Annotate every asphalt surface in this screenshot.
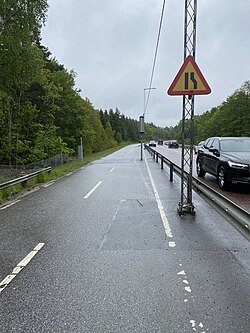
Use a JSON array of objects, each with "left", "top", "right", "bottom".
[{"left": 0, "top": 144, "right": 249, "bottom": 332}]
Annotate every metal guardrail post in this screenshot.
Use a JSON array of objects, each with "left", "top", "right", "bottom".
[
  {"left": 156, "top": 153, "right": 158, "bottom": 163},
  {"left": 22, "top": 180, "right": 28, "bottom": 188},
  {"left": 161, "top": 156, "right": 164, "bottom": 169},
  {"left": 170, "top": 163, "right": 173, "bottom": 182}
]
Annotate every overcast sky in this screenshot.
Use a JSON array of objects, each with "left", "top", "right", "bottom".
[{"left": 41, "top": 0, "right": 250, "bottom": 128}]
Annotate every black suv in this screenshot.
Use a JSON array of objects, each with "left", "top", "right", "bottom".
[
  {"left": 167, "top": 141, "right": 179, "bottom": 148},
  {"left": 196, "top": 137, "right": 250, "bottom": 189}
]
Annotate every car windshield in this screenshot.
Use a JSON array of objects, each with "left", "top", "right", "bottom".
[{"left": 220, "top": 138, "right": 250, "bottom": 152}]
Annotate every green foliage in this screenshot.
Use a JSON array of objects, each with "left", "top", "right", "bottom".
[
  {"left": 115, "top": 132, "right": 122, "bottom": 144},
  {"left": 194, "top": 81, "right": 250, "bottom": 143},
  {"left": 0, "top": 0, "right": 248, "bottom": 167},
  {"left": 0, "top": 184, "right": 22, "bottom": 205},
  {"left": 163, "top": 81, "right": 250, "bottom": 144}
]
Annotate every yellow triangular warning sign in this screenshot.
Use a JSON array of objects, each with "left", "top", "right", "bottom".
[{"left": 167, "top": 56, "right": 211, "bottom": 96}]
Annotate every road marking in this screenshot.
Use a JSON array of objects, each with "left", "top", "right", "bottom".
[
  {"left": 84, "top": 181, "right": 102, "bottom": 199},
  {"left": 190, "top": 320, "right": 205, "bottom": 333},
  {"left": 43, "top": 181, "right": 55, "bottom": 188},
  {"left": 144, "top": 154, "right": 173, "bottom": 239},
  {"left": 109, "top": 167, "right": 115, "bottom": 173},
  {"left": 19, "top": 187, "right": 40, "bottom": 196},
  {"left": 178, "top": 262, "right": 207, "bottom": 332},
  {"left": 66, "top": 172, "right": 73, "bottom": 176},
  {"left": 0, "top": 243, "right": 45, "bottom": 294},
  {"left": 0, "top": 200, "right": 21, "bottom": 210}
]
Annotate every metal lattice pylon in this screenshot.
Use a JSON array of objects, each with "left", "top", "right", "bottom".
[{"left": 178, "top": 0, "right": 197, "bottom": 216}]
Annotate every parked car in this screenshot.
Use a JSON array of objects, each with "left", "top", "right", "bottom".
[
  {"left": 196, "top": 136, "right": 250, "bottom": 189},
  {"left": 194, "top": 140, "right": 205, "bottom": 154},
  {"left": 149, "top": 140, "right": 157, "bottom": 147}
]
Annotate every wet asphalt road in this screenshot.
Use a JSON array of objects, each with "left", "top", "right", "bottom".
[{"left": 0, "top": 144, "right": 249, "bottom": 332}]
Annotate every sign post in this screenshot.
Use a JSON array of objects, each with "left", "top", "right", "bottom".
[
  {"left": 167, "top": 0, "right": 211, "bottom": 216},
  {"left": 139, "top": 115, "right": 145, "bottom": 161}
]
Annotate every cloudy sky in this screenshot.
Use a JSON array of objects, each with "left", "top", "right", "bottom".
[{"left": 41, "top": 0, "right": 250, "bottom": 128}]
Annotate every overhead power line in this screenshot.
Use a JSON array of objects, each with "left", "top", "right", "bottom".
[{"left": 144, "top": 0, "right": 166, "bottom": 116}]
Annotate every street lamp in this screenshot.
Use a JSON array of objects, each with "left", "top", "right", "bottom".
[
  {"left": 139, "top": 87, "right": 156, "bottom": 161},
  {"left": 143, "top": 87, "right": 156, "bottom": 117}
]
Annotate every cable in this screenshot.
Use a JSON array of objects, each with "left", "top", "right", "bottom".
[{"left": 144, "top": 0, "right": 166, "bottom": 117}]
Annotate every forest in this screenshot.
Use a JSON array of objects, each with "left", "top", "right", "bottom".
[{"left": 0, "top": 1, "right": 249, "bottom": 167}]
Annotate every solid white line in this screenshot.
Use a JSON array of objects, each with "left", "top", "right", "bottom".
[
  {"left": 109, "top": 167, "right": 115, "bottom": 173},
  {"left": 84, "top": 181, "right": 102, "bottom": 199},
  {"left": 0, "top": 243, "right": 45, "bottom": 294},
  {"left": 43, "top": 182, "right": 54, "bottom": 188},
  {"left": 0, "top": 200, "right": 21, "bottom": 210},
  {"left": 144, "top": 154, "right": 173, "bottom": 239}
]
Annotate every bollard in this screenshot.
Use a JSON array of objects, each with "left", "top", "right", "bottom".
[
  {"left": 161, "top": 156, "right": 164, "bottom": 169},
  {"left": 156, "top": 153, "right": 158, "bottom": 163}
]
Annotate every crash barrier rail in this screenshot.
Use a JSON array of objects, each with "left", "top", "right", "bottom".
[
  {"left": 0, "top": 167, "right": 52, "bottom": 190},
  {"left": 144, "top": 144, "right": 250, "bottom": 241}
]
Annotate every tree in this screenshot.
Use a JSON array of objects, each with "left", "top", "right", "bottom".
[{"left": 0, "top": 0, "right": 48, "bottom": 165}]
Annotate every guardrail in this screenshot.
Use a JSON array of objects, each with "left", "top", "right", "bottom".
[
  {"left": 145, "top": 144, "right": 250, "bottom": 241},
  {"left": 0, "top": 167, "right": 52, "bottom": 190}
]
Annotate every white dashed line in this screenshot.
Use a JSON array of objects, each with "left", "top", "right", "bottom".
[
  {"left": 109, "top": 167, "right": 115, "bottom": 173},
  {"left": 0, "top": 243, "right": 45, "bottom": 294},
  {"left": 84, "top": 181, "right": 102, "bottom": 199},
  {"left": 178, "top": 262, "right": 207, "bottom": 332}
]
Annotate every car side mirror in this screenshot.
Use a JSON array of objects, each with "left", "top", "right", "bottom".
[
  {"left": 209, "top": 147, "right": 219, "bottom": 155},
  {"left": 212, "top": 148, "right": 220, "bottom": 156}
]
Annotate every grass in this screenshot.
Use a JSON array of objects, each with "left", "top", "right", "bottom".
[{"left": 0, "top": 142, "right": 131, "bottom": 205}]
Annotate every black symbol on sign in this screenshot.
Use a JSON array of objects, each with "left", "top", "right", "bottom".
[{"left": 184, "top": 72, "right": 197, "bottom": 90}]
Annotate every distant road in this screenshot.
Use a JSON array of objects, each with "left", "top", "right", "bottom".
[{"left": 0, "top": 144, "right": 249, "bottom": 332}]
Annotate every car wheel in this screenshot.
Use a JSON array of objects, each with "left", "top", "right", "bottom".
[
  {"left": 196, "top": 160, "right": 206, "bottom": 177},
  {"left": 217, "top": 166, "right": 228, "bottom": 190}
]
